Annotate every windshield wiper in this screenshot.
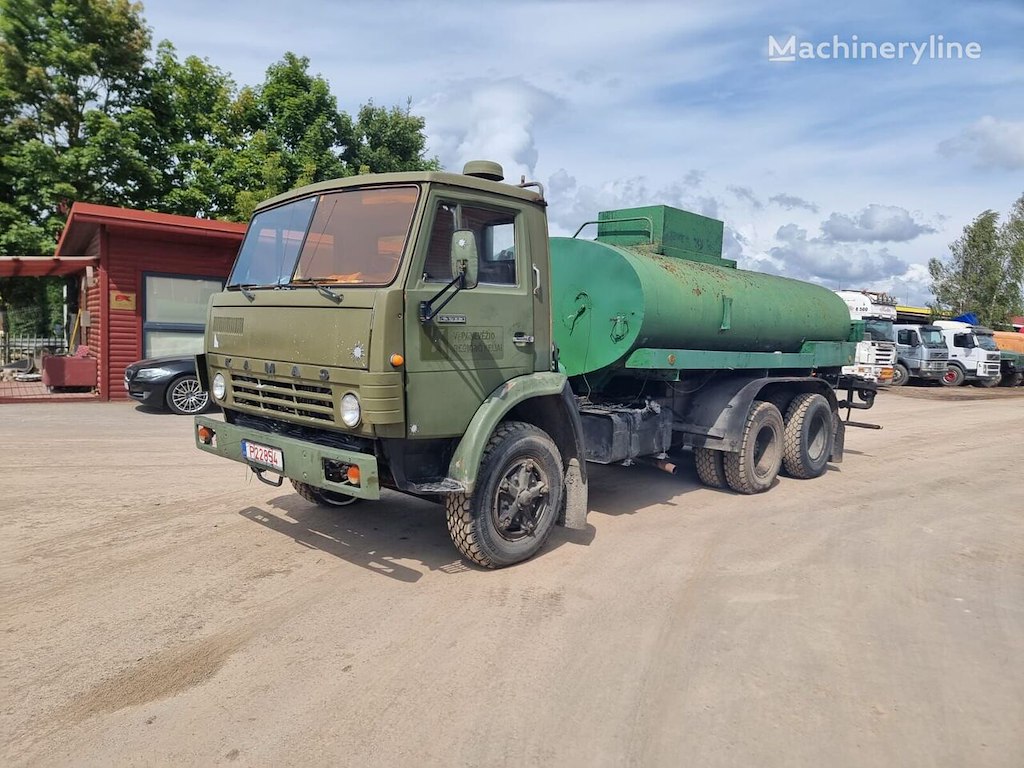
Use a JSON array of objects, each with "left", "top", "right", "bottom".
[
  {"left": 229, "top": 284, "right": 257, "bottom": 301},
  {"left": 291, "top": 278, "right": 343, "bottom": 304}
]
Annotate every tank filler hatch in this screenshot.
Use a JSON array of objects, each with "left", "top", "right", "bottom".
[{"left": 595, "top": 205, "right": 736, "bottom": 269}]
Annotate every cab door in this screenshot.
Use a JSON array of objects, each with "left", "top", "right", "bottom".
[{"left": 403, "top": 194, "right": 535, "bottom": 438}]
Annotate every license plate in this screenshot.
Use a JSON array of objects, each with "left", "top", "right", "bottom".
[{"left": 242, "top": 440, "right": 284, "bottom": 471}]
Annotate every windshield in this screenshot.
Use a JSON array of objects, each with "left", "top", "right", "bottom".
[
  {"left": 976, "top": 334, "right": 999, "bottom": 352},
  {"left": 863, "top": 320, "right": 894, "bottom": 342},
  {"left": 920, "top": 327, "right": 945, "bottom": 347},
  {"left": 228, "top": 186, "right": 420, "bottom": 288}
]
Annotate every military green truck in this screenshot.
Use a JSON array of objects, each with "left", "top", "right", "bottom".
[{"left": 194, "top": 162, "right": 876, "bottom": 567}]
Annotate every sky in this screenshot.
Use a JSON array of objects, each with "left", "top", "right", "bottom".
[{"left": 141, "top": 0, "right": 1024, "bottom": 306}]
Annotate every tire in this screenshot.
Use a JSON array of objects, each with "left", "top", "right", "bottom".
[
  {"left": 290, "top": 479, "right": 362, "bottom": 507},
  {"left": 694, "top": 447, "right": 727, "bottom": 488},
  {"left": 1004, "top": 372, "right": 1024, "bottom": 387},
  {"left": 165, "top": 375, "right": 210, "bottom": 415},
  {"left": 723, "top": 401, "right": 784, "bottom": 494},
  {"left": 891, "top": 363, "right": 909, "bottom": 387},
  {"left": 940, "top": 365, "right": 965, "bottom": 387},
  {"left": 445, "top": 421, "right": 563, "bottom": 568},
  {"left": 782, "top": 393, "right": 834, "bottom": 480}
]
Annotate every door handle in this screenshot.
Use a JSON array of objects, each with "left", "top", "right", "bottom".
[
  {"left": 532, "top": 264, "right": 541, "bottom": 296},
  {"left": 513, "top": 332, "right": 535, "bottom": 346}
]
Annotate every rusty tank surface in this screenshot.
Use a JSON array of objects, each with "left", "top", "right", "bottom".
[{"left": 550, "top": 205, "right": 852, "bottom": 377}]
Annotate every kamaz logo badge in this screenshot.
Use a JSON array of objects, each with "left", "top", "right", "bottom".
[{"left": 438, "top": 314, "right": 467, "bottom": 324}]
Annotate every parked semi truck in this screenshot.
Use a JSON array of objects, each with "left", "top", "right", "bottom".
[
  {"left": 891, "top": 323, "right": 949, "bottom": 385},
  {"left": 993, "top": 330, "right": 1024, "bottom": 386},
  {"left": 834, "top": 290, "right": 897, "bottom": 384},
  {"left": 932, "top": 320, "right": 1002, "bottom": 386},
  {"left": 193, "top": 162, "right": 877, "bottom": 567}
]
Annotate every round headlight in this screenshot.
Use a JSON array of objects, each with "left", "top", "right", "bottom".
[
  {"left": 212, "top": 372, "right": 226, "bottom": 400},
  {"left": 341, "top": 393, "right": 361, "bottom": 427}
]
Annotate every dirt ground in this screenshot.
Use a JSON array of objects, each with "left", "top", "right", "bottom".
[{"left": 2, "top": 388, "right": 1023, "bottom": 767}]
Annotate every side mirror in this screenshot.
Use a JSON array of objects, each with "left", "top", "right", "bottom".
[
  {"left": 451, "top": 230, "right": 479, "bottom": 289},
  {"left": 909, "top": 336, "right": 920, "bottom": 347}
]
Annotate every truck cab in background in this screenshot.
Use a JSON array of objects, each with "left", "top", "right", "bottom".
[
  {"left": 834, "top": 290, "right": 897, "bottom": 384},
  {"left": 891, "top": 324, "right": 949, "bottom": 386},
  {"left": 932, "top": 320, "right": 1002, "bottom": 387},
  {"left": 992, "top": 330, "right": 1024, "bottom": 387}
]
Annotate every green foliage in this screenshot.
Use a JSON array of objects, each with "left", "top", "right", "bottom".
[
  {"left": 0, "top": 0, "right": 153, "bottom": 254},
  {"left": 929, "top": 193, "right": 1024, "bottom": 327},
  {"left": 0, "top": 0, "right": 439, "bottom": 324}
]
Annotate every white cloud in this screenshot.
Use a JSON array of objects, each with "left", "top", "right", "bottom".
[
  {"left": 767, "top": 223, "right": 908, "bottom": 286},
  {"left": 419, "top": 78, "right": 562, "bottom": 181},
  {"left": 939, "top": 116, "right": 1024, "bottom": 170},
  {"left": 821, "top": 204, "right": 936, "bottom": 243}
]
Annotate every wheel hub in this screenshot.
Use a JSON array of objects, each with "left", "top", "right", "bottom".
[{"left": 493, "top": 459, "right": 549, "bottom": 540}]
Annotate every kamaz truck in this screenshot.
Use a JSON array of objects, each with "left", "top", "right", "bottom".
[
  {"left": 892, "top": 323, "right": 949, "bottom": 385},
  {"left": 194, "top": 162, "right": 876, "bottom": 567},
  {"left": 834, "top": 290, "right": 897, "bottom": 384},
  {"left": 932, "top": 320, "right": 1002, "bottom": 386}
]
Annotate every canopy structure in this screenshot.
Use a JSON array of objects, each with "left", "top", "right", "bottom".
[{"left": 0, "top": 255, "right": 98, "bottom": 278}]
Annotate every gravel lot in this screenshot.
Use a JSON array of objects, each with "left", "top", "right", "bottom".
[{"left": 2, "top": 387, "right": 1023, "bottom": 767}]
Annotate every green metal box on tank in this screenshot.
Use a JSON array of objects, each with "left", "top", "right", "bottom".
[{"left": 550, "top": 205, "right": 855, "bottom": 385}]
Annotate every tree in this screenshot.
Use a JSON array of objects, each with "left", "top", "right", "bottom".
[
  {"left": 1, "top": 2, "right": 439, "bottom": 332},
  {"left": 929, "top": 196, "right": 1024, "bottom": 327},
  {"left": 0, "top": 0, "right": 155, "bottom": 256}
]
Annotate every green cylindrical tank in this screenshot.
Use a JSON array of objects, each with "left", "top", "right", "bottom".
[{"left": 550, "top": 236, "right": 852, "bottom": 377}]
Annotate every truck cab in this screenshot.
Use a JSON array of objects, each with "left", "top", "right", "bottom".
[
  {"left": 834, "top": 290, "right": 897, "bottom": 384},
  {"left": 932, "top": 320, "right": 1002, "bottom": 386},
  {"left": 892, "top": 323, "right": 949, "bottom": 386}
]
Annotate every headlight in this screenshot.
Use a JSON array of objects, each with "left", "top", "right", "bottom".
[
  {"left": 134, "top": 367, "right": 174, "bottom": 380},
  {"left": 341, "top": 393, "right": 361, "bottom": 427},
  {"left": 212, "top": 372, "right": 226, "bottom": 400}
]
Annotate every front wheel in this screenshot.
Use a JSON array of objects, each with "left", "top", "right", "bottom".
[
  {"left": 941, "top": 365, "right": 965, "bottom": 387},
  {"left": 445, "top": 421, "right": 563, "bottom": 568},
  {"left": 891, "top": 363, "right": 909, "bottom": 387},
  {"left": 165, "top": 375, "right": 211, "bottom": 415},
  {"left": 723, "top": 401, "right": 784, "bottom": 494},
  {"left": 290, "top": 479, "right": 362, "bottom": 507}
]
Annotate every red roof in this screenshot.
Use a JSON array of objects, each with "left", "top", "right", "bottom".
[
  {"left": 55, "top": 202, "right": 247, "bottom": 256},
  {"left": 0, "top": 255, "right": 98, "bottom": 278}
]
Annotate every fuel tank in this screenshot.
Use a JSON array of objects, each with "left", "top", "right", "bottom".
[{"left": 550, "top": 206, "right": 852, "bottom": 377}]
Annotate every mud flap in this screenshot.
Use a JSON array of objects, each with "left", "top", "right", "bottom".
[
  {"left": 560, "top": 458, "right": 588, "bottom": 529},
  {"left": 830, "top": 416, "right": 846, "bottom": 463}
]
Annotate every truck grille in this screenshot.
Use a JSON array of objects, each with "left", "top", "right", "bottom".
[
  {"left": 875, "top": 343, "right": 896, "bottom": 366},
  {"left": 230, "top": 373, "right": 335, "bottom": 423}
]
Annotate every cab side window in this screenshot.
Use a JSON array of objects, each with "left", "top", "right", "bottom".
[
  {"left": 897, "top": 330, "right": 912, "bottom": 345},
  {"left": 423, "top": 202, "right": 517, "bottom": 285}
]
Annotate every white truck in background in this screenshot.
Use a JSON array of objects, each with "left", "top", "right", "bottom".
[
  {"left": 932, "top": 320, "right": 1002, "bottom": 387},
  {"left": 835, "top": 290, "right": 897, "bottom": 384}
]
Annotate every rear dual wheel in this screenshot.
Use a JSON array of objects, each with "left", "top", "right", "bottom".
[
  {"left": 781, "top": 393, "right": 834, "bottom": 480},
  {"left": 723, "top": 401, "right": 784, "bottom": 494}
]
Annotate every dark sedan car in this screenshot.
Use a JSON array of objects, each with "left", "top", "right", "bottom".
[{"left": 124, "top": 355, "right": 216, "bottom": 415}]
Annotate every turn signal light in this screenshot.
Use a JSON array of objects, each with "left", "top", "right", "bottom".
[
  {"left": 389, "top": 353, "right": 405, "bottom": 368},
  {"left": 346, "top": 465, "right": 361, "bottom": 486},
  {"left": 197, "top": 425, "right": 215, "bottom": 445}
]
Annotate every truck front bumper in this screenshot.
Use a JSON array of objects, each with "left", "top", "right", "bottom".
[{"left": 193, "top": 416, "right": 381, "bottom": 500}]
